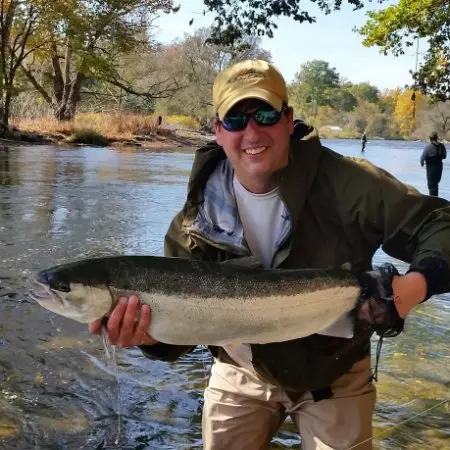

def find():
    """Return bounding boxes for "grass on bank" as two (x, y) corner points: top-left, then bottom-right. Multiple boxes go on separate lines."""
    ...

(12, 112), (393, 144)
(12, 112), (200, 144)
(68, 130), (110, 146)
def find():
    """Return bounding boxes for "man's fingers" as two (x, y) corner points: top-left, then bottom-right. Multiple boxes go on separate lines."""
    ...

(133, 304), (151, 345)
(117, 295), (140, 347)
(88, 295), (151, 347)
(107, 297), (129, 343)
(88, 318), (103, 335)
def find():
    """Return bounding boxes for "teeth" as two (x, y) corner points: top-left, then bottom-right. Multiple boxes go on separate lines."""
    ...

(245, 147), (266, 155)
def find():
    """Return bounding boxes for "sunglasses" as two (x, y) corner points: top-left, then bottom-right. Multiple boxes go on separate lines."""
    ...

(220, 105), (288, 132)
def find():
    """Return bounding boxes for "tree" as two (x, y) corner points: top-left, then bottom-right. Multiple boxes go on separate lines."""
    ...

(394, 89), (426, 137)
(155, 27), (270, 123)
(418, 101), (450, 139)
(20, 0), (174, 121)
(342, 100), (381, 135)
(193, 0), (388, 45)
(312, 105), (339, 129)
(358, 0), (450, 100)
(378, 88), (400, 114)
(289, 60), (340, 116)
(349, 82), (379, 103)
(329, 84), (357, 112)
(0, 0), (46, 132)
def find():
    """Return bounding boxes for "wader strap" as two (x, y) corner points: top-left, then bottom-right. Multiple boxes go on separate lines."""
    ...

(311, 386), (333, 402)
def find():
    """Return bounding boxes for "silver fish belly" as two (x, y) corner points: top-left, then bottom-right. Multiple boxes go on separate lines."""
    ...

(32, 256), (361, 345)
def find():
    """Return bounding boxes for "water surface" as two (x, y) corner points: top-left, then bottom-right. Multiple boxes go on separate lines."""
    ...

(0, 140), (448, 449)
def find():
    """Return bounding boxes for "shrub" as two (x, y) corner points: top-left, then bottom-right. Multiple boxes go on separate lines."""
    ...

(164, 115), (199, 130)
(68, 129), (109, 146)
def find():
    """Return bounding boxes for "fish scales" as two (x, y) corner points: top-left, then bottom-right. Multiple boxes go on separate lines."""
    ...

(30, 256), (361, 345)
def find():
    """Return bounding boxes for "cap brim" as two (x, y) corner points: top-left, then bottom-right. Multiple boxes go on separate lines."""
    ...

(217, 88), (284, 120)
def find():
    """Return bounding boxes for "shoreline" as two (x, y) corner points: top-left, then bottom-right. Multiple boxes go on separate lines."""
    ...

(0, 127), (216, 149)
(0, 128), (432, 149)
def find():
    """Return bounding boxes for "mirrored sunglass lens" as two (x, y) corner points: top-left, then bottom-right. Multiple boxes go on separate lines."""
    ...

(223, 113), (248, 131)
(254, 109), (281, 125)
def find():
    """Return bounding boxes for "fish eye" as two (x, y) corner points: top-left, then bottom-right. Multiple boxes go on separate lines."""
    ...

(55, 281), (71, 293)
(48, 275), (71, 293)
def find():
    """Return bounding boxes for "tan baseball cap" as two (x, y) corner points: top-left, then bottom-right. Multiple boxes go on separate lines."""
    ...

(213, 60), (288, 120)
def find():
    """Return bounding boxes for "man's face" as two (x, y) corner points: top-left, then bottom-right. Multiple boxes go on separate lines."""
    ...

(214, 99), (294, 194)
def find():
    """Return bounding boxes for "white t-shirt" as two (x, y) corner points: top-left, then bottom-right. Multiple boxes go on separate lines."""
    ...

(222, 175), (353, 368)
(222, 176), (285, 369)
(232, 176), (285, 268)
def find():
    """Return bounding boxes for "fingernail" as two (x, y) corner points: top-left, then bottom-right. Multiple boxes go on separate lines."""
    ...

(129, 296), (139, 306)
(119, 297), (128, 305)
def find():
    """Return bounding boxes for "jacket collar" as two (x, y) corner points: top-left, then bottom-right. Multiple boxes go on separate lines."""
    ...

(182, 125), (323, 251)
(274, 126), (322, 234)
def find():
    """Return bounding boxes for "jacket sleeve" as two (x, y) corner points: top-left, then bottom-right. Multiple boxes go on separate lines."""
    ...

(342, 158), (450, 299)
(441, 144), (447, 160)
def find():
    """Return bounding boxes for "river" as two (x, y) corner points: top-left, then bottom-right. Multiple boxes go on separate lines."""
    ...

(0, 139), (448, 449)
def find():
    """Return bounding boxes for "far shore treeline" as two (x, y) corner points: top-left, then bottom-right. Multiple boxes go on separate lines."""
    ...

(0, 1), (448, 145)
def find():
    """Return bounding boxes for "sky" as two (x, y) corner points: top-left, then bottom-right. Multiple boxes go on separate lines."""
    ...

(152, 0), (425, 91)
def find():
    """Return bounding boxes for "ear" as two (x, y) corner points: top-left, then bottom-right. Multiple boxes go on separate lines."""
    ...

(214, 120), (224, 146)
(285, 107), (294, 135)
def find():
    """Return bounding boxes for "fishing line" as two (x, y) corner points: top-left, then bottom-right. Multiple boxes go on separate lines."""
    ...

(110, 345), (122, 446)
(345, 398), (450, 449)
(200, 345), (209, 389)
(101, 324), (122, 447)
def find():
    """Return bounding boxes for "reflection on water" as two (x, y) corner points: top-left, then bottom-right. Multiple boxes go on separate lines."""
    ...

(0, 141), (449, 449)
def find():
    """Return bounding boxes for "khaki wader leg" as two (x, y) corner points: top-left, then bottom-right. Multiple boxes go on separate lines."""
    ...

(290, 357), (376, 450)
(202, 361), (287, 450)
(202, 357), (375, 450)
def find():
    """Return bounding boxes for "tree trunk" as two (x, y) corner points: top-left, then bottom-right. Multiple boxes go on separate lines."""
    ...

(0, 89), (12, 136)
(0, 91), (5, 135)
(52, 72), (85, 121)
(0, 108), (8, 137)
(3, 91), (11, 129)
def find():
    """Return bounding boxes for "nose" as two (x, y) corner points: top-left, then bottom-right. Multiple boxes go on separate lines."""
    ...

(243, 117), (262, 140)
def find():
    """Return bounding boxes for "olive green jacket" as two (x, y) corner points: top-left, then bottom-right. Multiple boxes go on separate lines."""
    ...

(141, 124), (450, 394)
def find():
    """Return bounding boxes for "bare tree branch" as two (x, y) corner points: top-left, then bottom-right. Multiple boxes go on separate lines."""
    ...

(20, 63), (52, 104)
(106, 76), (185, 99)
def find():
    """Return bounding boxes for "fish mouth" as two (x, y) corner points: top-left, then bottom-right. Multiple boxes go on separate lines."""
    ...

(28, 279), (65, 305)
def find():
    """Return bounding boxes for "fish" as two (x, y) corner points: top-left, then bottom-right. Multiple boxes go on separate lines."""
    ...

(30, 255), (362, 345)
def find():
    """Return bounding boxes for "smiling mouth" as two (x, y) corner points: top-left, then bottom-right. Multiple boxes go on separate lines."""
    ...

(244, 146), (267, 155)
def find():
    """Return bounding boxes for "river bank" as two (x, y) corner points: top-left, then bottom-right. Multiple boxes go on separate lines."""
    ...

(3, 112), (216, 149)
(0, 126), (215, 149)
(1, 125), (409, 150)
(2, 110), (436, 149)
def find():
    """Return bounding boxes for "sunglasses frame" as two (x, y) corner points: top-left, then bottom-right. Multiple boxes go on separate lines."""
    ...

(219, 104), (289, 132)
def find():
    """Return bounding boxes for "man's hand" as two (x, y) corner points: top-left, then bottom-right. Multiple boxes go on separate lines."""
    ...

(88, 295), (157, 347)
(355, 263), (405, 336)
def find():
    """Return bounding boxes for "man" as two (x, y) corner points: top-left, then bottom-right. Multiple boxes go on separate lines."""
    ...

(89, 60), (450, 449)
(420, 131), (447, 196)
(361, 132), (367, 153)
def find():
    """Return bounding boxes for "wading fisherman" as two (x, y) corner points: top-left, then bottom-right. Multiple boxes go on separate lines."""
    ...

(361, 132), (367, 152)
(420, 131), (447, 196)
